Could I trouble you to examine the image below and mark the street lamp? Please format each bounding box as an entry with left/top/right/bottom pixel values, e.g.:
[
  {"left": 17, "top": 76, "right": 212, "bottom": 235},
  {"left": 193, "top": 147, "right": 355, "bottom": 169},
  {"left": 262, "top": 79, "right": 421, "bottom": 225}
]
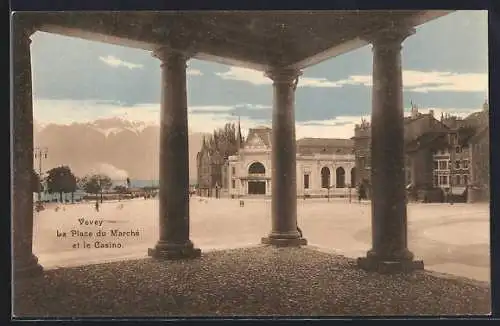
[{"left": 33, "top": 147, "right": 48, "bottom": 207}]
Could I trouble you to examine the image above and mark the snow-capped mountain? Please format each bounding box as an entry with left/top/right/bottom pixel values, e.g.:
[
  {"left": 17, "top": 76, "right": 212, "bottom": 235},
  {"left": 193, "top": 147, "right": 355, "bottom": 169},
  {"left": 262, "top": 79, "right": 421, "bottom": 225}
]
[{"left": 33, "top": 117, "right": 208, "bottom": 181}]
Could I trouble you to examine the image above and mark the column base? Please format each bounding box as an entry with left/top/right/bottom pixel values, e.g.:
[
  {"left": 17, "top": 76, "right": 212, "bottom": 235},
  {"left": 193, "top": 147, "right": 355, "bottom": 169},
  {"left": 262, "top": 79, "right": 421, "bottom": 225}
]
[
  {"left": 14, "top": 254, "right": 44, "bottom": 279},
  {"left": 148, "top": 241, "right": 201, "bottom": 260},
  {"left": 261, "top": 232, "right": 308, "bottom": 247},
  {"left": 357, "top": 255, "right": 424, "bottom": 274}
]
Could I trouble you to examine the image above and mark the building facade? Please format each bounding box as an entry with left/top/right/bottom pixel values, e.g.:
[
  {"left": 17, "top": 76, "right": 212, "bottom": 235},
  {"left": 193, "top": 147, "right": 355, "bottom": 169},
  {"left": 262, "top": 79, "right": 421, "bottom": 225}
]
[
  {"left": 227, "top": 126, "right": 356, "bottom": 198},
  {"left": 353, "top": 101, "right": 490, "bottom": 202}
]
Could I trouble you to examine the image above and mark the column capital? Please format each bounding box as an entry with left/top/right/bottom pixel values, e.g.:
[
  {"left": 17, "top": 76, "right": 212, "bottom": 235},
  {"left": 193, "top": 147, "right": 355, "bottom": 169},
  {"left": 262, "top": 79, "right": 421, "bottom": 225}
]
[
  {"left": 152, "top": 46, "right": 189, "bottom": 68},
  {"left": 265, "top": 67, "right": 302, "bottom": 86},
  {"left": 365, "top": 25, "right": 416, "bottom": 52},
  {"left": 152, "top": 36, "right": 198, "bottom": 63}
]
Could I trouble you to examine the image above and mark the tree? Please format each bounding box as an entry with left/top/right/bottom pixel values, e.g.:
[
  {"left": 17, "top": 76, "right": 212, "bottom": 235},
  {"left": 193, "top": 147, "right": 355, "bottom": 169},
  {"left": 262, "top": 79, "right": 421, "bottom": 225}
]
[
  {"left": 113, "top": 185, "right": 128, "bottom": 194},
  {"left": 46, "top": 166, "right": 77, "bottom": 202},
  {"left": 81, "top": 174, "right": 113, "bottom": 203},
  {"left": 32, "top": 170, "right": 42, "bottom": 194},
  {"left": 207, "top": 122, "right": 240, "bottom": 158}
]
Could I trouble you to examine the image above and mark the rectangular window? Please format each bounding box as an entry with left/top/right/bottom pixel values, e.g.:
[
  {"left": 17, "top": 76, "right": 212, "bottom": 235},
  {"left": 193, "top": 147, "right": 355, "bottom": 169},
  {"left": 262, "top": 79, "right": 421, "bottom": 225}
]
[
  {"left": 463, "top": 160, "right": 469, "bottom": 169},
  {"left": 456, "top": 146, "right": 461, "bottom": 153},
  {"left": 455, "top": 160, "right": 460, "bottom": 169},
  {"left": 231, "top": 179, "right": 236, "bottom": 189},
  {"left": 231, "top": 167, "right": 236, "bottom": 175},
  {"left": 304, "top": 174, "right": 310, "bottom": 189},
  {"left": 439, "top": 175, "right": 449, "bottom": 186},
  {"left": 439, "top": 161, "right": 447, "bottom": 170},
  {"left": 433, "top": 161, "right": 438, "bottom": 170},
  {"left": 455, "top": 175, "right": 461, "bottom": 185},
  {"left": 464, "top": 174, "right": 468, "bottom": 185}
]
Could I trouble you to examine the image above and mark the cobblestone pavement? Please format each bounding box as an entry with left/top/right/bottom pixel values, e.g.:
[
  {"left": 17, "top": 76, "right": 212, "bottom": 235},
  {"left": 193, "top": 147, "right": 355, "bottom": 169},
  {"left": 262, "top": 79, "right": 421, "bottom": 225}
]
[{"left": 14, "top": 247, "right": 491, "bottom": 317}]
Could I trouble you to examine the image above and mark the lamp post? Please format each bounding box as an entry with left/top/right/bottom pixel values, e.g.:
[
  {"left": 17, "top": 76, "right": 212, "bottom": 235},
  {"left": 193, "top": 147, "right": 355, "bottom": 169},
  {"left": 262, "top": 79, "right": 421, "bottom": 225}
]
[{"left": 33, "top": 147, "right": 48, "bottom": 208}]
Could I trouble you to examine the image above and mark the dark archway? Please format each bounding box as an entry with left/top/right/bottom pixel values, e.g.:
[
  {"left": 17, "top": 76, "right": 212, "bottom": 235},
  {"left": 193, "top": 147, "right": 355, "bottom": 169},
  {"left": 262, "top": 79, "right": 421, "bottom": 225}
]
[
  {"left": 248, "top": 162, "right": 266, "bottom": 174},
  {"left": 248, "top": 162, "right": 266, "bottom": 195},
  {"left": 336, "top": 167, "right": 346, "bottom": 188},
  {"left": 351, "top": 167, "right": 356, "bottom": 187},
  {"left": 321, "top": 167, "right": 330, "bottom": 188},
  {"left": 248, "top": 181, "right": 266, "bottom": 195}
]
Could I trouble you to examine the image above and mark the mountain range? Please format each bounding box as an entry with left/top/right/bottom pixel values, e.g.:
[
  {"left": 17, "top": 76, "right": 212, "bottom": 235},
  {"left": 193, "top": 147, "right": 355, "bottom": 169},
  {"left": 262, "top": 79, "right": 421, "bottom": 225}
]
[{"left": 33, "top": 117, "right": 208, "bottom": 182}]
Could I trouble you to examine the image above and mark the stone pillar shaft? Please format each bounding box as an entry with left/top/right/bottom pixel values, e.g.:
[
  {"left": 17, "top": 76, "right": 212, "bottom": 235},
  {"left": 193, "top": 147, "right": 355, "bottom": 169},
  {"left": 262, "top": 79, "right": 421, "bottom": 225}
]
[
  {"left": 357, "top": 26, "right": 423, "bottom": 273},
  {"left": 148, "top": 48, "right": 200, "bottom": 259},
  {"left": 262, "top": 68, "right": 307, "bottom": 247},
  {"left": 370, "top": 33, "right": 408, "bottom": 256},
  {"left": 12, "top": 22, "right": 43, "bottom": 278}
]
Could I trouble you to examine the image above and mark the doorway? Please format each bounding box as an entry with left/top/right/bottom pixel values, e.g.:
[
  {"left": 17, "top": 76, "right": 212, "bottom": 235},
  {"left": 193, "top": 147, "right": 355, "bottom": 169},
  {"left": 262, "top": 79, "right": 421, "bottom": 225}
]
[{"left": 248, "top": 181, "right": 266, "bottom": 195}]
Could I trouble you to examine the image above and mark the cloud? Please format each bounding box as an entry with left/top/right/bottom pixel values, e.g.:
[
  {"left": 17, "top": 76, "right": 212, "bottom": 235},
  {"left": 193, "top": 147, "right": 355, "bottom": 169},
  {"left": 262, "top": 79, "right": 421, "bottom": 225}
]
[
  {"left": 98, "top": 55, "right": 144, "bottom": 69},
  {"left": 33, "top": 99, "right": 484, "bottom": 140},
  {"left": 187, "top": 68, "right": 203, "bottom": 76},
  {"left": 402, "top": 71, "right": 488, "bottom": 93},
  {"left": 188, "top": 105, "right": 233, "bottom": 112},
  {"left": 89, "top": 163, "right": 129, "bottom": 179},
  {"left": 330, "top": 70, "right": 487, "bottom": 93},
  {"left": 216, "top": 67, "right": 270, "bottom": 85},
  {"left": 215, "top": 66, "right": 487, "bottom": 93},
  {"left": 234, "top": 104, "right": 271, "bottom": 110}
]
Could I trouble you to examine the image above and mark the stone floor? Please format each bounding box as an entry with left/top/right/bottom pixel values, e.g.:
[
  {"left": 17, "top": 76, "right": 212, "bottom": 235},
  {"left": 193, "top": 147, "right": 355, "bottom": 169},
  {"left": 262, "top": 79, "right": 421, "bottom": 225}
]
[
  {"left": 13, "top": 246, "right": 491, "bottom": 317},
  {"left": 32, "top": 197, "right": 490, "bottom": 282}
]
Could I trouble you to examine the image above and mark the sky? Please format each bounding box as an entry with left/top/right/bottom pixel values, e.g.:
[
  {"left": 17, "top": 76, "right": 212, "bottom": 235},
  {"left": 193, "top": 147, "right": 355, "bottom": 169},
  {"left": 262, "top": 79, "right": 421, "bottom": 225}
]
[{"left": 30, "top": 10, "right": 488, "bottom": 139}]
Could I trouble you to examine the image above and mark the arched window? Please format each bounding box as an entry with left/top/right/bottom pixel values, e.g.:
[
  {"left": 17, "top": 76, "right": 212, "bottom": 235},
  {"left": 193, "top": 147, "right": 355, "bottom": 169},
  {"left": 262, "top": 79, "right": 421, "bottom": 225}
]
[
  {"left": 321, "top": 167, "right": 330, "bottom": 188},
  {"left": 350, "top": 168, "right": 356, "bottom": 187},
  {"left": 248, "top": 162, "right": 266, "bottom": 174},
  {"left": 336, "top": 167, "right": 346, "bottom": 188}
]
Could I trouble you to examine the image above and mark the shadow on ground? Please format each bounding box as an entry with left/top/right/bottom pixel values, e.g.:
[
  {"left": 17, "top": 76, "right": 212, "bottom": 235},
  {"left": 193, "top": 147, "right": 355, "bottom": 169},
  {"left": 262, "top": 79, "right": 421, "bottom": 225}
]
[{"left": 14, "top": 246, "right": 490, "bottom": 317}]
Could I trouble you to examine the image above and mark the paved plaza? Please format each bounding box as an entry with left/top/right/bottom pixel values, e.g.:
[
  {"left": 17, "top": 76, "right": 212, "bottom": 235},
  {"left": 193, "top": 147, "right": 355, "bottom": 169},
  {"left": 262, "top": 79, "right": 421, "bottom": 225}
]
[{"left": 32, "top": 197, "right": 490, "bottom": 282}]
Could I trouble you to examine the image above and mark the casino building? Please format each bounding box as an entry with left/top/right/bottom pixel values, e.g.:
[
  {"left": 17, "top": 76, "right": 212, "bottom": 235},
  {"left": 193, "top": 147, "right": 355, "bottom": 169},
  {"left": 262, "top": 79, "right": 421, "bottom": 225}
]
[{"left": 227, "top": 126, "right": 356, "bottom": 198}]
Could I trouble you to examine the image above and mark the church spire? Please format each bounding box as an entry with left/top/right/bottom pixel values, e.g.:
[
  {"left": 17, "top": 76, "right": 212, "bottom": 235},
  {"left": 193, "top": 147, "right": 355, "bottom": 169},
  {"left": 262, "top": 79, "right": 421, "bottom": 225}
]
[
  {"left": 202, "top": 135, "right": 207, "bottom": 149},
  {"left": 237, "top": 114, "right": 244, "bottom": 148}
]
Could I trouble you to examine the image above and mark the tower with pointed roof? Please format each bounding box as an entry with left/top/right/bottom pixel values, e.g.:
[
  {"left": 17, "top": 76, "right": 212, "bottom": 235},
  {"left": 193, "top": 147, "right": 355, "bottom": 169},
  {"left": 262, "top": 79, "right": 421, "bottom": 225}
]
[{"left": 236, "top": 115, "right": 244, "bottom": 149}]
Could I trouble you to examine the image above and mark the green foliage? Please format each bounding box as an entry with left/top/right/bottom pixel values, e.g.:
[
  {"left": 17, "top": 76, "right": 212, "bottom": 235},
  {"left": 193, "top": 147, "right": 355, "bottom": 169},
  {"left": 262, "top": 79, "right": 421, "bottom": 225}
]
[
  {"left": 81, "top": 174, "right": 113, "bottom": 194},
  {"left": 206, "top": 122, "right": 241, "bottom": 159},
  {"left": 113, "top": 185, "right": 128, "bottom": 194},
  {"left": 45, "top": 166, "right": 77, "bottom": 199},
  {"left": 32, "top": 170, "right": 42, "bottom": 193}
]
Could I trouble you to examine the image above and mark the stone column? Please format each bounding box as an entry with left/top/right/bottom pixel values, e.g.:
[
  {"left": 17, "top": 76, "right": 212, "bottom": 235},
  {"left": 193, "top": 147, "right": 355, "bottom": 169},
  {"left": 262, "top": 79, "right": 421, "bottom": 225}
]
[
  {"left": 262, "top": 68, "right": 307, "bottom": 246},
  {"left": 12, "top": 22, "right": 44, "bottom": 278},
  {"left": 357, "top": 26, "right": 423, "bottom": 273},
  {"left": 148, "top": 47, "right": 200, "bottom": 259}
]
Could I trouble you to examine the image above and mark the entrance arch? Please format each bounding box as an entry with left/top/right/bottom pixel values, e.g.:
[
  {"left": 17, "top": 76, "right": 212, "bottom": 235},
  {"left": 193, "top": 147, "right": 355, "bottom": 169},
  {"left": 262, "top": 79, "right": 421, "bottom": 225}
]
[
  {"left": 248, "top": 162, "right": 266, "bottom": 174},
  {"left": 321, "top": 167, "right": 330, "bottom": 188},
  {"left": 351, "top": 167, "right": 356, "bottom": 187},
  {"left": 336, "top": 167, "right": 345, "bottom": 188},
  {"left": 248, "top": 162, "right": 266, "bottom": 195}
]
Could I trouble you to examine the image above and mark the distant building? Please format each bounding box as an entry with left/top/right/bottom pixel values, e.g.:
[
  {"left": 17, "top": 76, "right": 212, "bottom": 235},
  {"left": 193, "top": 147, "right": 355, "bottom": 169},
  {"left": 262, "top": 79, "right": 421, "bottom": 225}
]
[
  {"left": 352, "top": 100, "right": 490, "bottom": 202},
  {"left": 227, "top": 126, "right": 356, "bottom": 198}
]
